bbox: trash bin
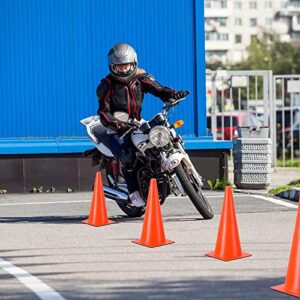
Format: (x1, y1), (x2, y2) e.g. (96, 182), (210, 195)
(233, 126), (272, 189)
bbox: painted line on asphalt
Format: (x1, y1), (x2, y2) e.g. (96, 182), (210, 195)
(176, 194), (249, 199)
(0, 194), (250, 207)
(251, 194), (298, 208)
(0, 257), (65, 300)
(0, 200), (90, 206)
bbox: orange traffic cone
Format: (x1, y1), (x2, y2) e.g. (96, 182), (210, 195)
(271, 199), (300, 297)
(205, 186), (251, 261)
(132, 179), (174, 248)
(82, 172), (114, 227)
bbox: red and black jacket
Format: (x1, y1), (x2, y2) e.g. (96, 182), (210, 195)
(96, 70), (176, 131)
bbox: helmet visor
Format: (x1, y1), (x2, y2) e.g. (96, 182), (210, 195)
(112, 63), (135, 75)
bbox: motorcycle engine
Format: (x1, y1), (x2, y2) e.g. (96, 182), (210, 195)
(137, 167), (169, 204)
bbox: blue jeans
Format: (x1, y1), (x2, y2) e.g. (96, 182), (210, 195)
(99, 133), (139, 194)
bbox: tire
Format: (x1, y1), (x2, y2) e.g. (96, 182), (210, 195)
(105, 161), (144, 218)
(115, 201), (145, 218)
(175, 164), (214, 219)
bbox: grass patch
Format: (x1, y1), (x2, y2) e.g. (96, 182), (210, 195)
(207, 178), (232, 191)
(276, 159), (300, 167)
(268, 178), (300, 196)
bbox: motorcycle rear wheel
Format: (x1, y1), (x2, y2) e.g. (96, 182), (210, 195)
(114, 201), (145, 218)
(105, 162), (144, 218)
(175, 164), (214, 219)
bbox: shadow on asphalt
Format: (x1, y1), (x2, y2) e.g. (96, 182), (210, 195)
(0, 215), (206, 224)
(0, 248), (292, 300)
(52, 277), (297, 300)
(0, 277), (291, 300)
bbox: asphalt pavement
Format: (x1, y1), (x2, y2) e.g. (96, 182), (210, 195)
(0, 178), (299, 300)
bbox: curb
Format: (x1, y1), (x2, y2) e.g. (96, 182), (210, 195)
(276, 188), (300, 202)
(233, 187), (300, 202)
(233, 188), (268, 196)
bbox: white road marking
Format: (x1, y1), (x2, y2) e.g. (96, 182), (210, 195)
(0, 257), (65, 300)
(0, 200), (90, 206)
(176, 194), (250, 199)
(252, 194), (298, 209)
(0, 194), (251, 207)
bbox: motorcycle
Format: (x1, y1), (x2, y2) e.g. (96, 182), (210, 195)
(80, 95), (214, 219)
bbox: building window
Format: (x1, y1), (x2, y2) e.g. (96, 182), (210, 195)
(234, 1), (242, 9)
(205, 0), (211, 8)
(291, 32), (300, 41)
(220, 0), (228, 8)
(220, 33), (229, 40)
(250, 18), (257, 27)
(281, 1), (288, 8)
(218, 17), (227, 26)
(235, 34), (242, 43)
(205, 0), (228, 9)
(265, 1), (272, 8)
(205, 17), (227, 27)
(235, 18), (242, 26)
(206, 50), (227, 63)
(205, 32), (229, 41)
(250, 1), (257, 9)
(266, 18), (273, 26)
(291, 0), (300, 9)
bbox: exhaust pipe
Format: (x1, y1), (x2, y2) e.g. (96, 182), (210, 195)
(103, 185), (129, 203)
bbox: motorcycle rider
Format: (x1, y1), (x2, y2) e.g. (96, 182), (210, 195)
(96, 43), (188, 207)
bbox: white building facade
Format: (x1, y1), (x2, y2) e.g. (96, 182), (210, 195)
(205, 0), (300, 65)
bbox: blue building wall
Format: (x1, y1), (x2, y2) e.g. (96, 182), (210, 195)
(0, 0), (230, 154)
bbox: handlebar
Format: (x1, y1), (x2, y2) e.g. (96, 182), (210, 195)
(121, 91), (189, 137)
(162, 91), (190, 111)
(162, 96), (187, 114)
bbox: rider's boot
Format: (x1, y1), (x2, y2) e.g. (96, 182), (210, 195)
(129, 191), (145, 207)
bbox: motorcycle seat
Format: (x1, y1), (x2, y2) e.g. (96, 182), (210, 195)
(92, 123), (107, 138)
(92, 124), (117, 150)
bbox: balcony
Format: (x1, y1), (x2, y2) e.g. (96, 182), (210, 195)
(205, 41), (232, 51)
(292, 15), (300, 31)
(205, 19), (229, 32)
(204, 0), (230, 17)
(205, 8), (230, 18)
(278, 1), (300, 15)
(287, 0), (300, 13)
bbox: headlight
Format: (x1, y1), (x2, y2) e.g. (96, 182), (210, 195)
(149, 126), (171, 147)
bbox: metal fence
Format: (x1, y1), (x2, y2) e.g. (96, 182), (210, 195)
(207, 70), (300, 167)
(273, 75), (300, 166)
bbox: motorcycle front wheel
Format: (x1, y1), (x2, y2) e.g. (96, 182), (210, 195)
(175, 163), (214, 220)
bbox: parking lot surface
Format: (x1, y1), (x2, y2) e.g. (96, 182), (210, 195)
(0, 190), (298, 300)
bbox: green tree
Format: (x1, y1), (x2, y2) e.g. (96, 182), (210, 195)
(233, 33), (300, 74)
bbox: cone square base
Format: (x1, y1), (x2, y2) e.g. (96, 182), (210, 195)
(205, 251), (252, 261)
(271, 284), (300, 298)
(82, 219), (115, 227)
(132, 239), (175, 248)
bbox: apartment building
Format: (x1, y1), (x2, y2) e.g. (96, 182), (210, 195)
(205, 0), (300, 65)
(276, 0), (300, 43)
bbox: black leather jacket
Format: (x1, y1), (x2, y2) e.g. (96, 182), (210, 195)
(96, 71), (176, 131)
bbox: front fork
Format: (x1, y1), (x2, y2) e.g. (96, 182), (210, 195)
(160, 144), (203, 194)
(176, 143), (203, 188)
(170, 173), (186, 196)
